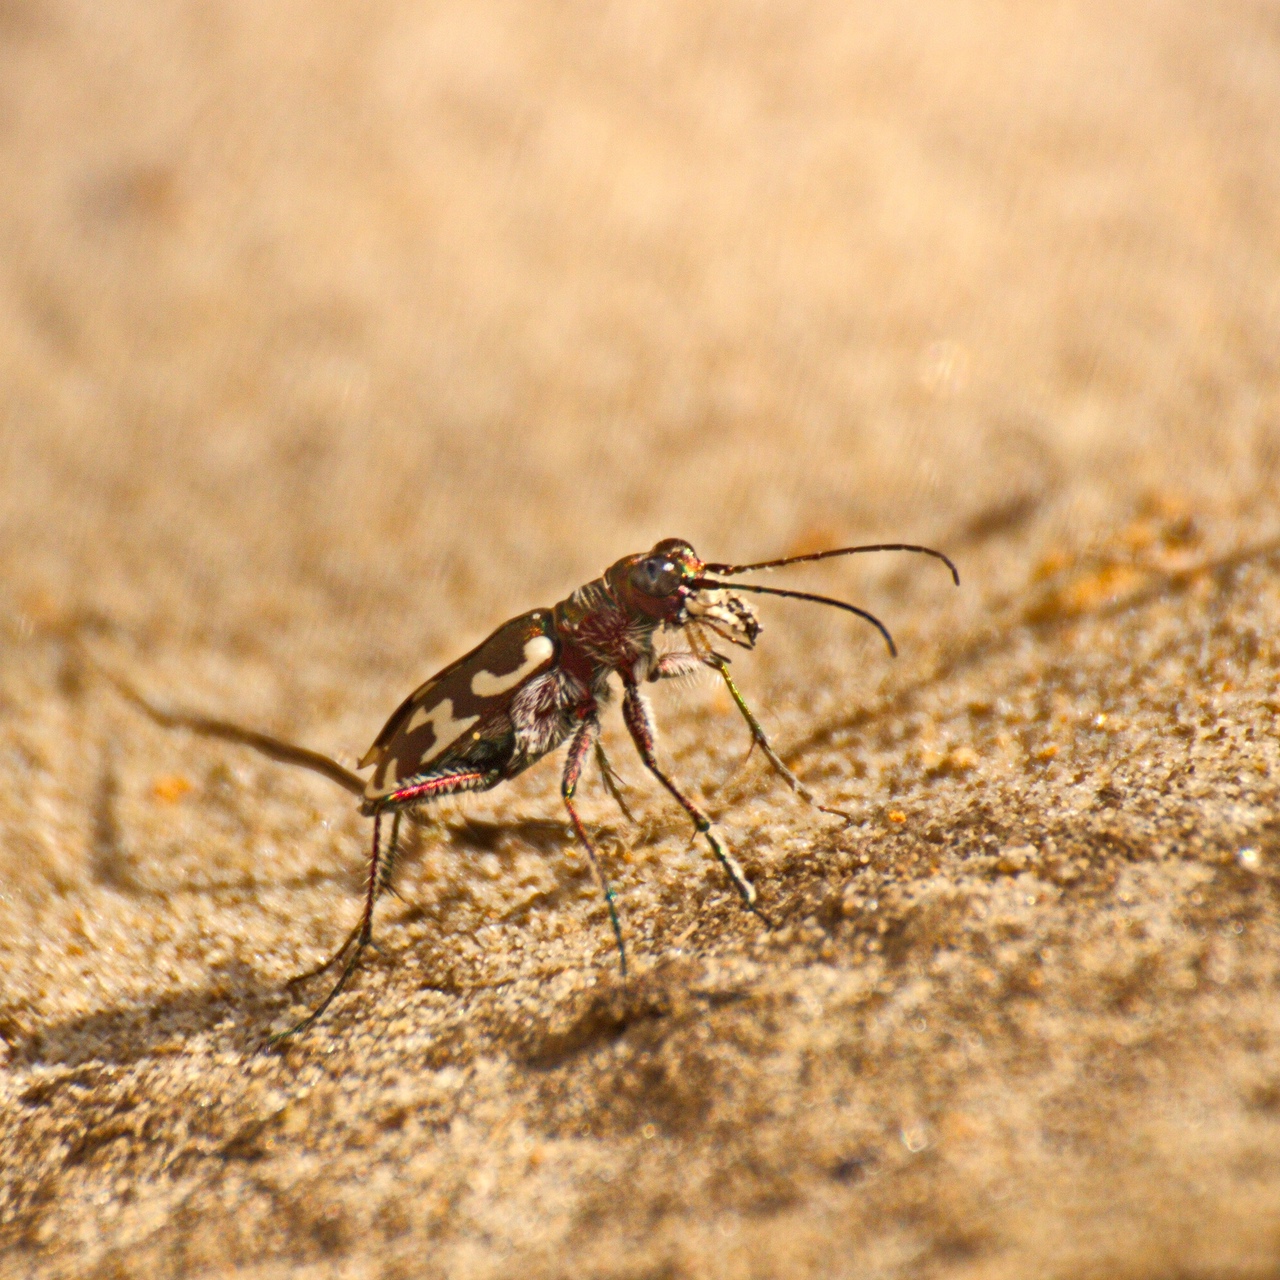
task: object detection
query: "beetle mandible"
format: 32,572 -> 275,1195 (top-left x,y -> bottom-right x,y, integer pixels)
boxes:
266,537 -> 958,1040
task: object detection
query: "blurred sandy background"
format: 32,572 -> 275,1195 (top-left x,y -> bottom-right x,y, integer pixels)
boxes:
2,1 -> 1280,1276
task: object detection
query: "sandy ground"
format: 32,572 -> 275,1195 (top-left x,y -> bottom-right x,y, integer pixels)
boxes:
3,1 -> 1280,1276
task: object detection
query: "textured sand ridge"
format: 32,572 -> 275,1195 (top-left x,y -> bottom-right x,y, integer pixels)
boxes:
2,2 -> 1280,1276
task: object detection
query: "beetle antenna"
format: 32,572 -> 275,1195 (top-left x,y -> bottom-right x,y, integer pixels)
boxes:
692,578 -> 898,657
703,543 -> 959,586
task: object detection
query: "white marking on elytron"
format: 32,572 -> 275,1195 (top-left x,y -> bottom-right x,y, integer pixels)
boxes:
404,698 -> 480,757
470,635 -> 554,698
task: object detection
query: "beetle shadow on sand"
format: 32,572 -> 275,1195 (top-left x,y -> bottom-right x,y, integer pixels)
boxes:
26,715 -> 627,1071
447,814 -> 580,853
10,959 -> 290,1069
15,814 -> 616,1070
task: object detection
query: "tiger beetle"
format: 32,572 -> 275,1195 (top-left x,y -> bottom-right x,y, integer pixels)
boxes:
108,538 -> 957,1040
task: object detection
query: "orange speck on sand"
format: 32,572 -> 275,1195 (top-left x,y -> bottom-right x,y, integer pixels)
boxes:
1062,564 -> 1145,612
1031,552 -> 1070,583
888,810 -> 907,824
152,774 -> 193,803
1025,561 -> 1147,624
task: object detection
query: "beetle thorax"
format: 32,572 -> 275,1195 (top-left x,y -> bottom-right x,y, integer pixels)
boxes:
553,575 -> 662,679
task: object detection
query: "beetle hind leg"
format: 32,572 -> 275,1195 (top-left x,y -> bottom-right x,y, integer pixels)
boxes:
272,768 -> 499,1042
269,806 -> 395,1045
285,809 -> 404,988
285,918 -> 363,989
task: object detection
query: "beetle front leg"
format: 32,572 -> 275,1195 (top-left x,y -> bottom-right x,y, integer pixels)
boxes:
563,717 -> 627,975
701,652 -> 853,821
621,683 -> 770,924
646,651 -> 707,682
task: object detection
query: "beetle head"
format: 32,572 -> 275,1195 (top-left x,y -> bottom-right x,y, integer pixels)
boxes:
609,538 -> 761,648
608,538 -> 703,620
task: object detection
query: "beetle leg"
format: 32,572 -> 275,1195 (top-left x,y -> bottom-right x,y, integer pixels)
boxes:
284,809 -> 407,989
621,683 -> 771,926
285,916 -> 365,988
285,806 -> 400,987
564,718 -> 627,976
273,768 -> 498,1043
269,806 -> 390,1044
702,652 -> 853,822
647,650 -> 707,682
593,738 -> 637,825
359,768 -> 496,816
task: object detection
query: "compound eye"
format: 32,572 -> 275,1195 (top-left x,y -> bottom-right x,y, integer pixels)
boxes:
629,558 -> 682,597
